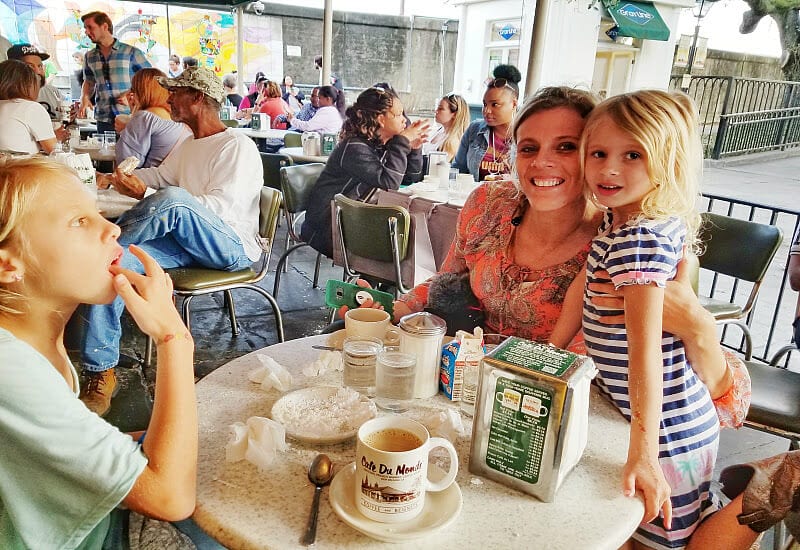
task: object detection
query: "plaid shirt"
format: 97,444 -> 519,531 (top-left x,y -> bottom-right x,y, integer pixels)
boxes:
84,38 -> 150,123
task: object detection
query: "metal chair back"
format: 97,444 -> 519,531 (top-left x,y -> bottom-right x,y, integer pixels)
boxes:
260,152 -> 293,191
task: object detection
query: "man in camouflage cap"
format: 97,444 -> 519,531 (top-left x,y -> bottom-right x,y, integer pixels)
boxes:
157,66 -> 225,105
78,64 -> 263,416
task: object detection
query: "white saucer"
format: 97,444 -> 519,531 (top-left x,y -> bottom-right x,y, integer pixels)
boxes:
270,386 -> 376,444
329,462 -> 462,542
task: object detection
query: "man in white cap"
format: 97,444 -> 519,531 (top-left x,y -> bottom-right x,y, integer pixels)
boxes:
6,43 -> 69,141
78,67 -> 263,415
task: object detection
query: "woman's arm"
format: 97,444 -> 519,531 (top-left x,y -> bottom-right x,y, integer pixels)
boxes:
452,128 -> 471,174
116,245 -> 197,521
622,284 -> 673,528
550,268 -> 585,348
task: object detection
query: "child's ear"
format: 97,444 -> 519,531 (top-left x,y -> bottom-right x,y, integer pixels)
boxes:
0,250 -> 24,284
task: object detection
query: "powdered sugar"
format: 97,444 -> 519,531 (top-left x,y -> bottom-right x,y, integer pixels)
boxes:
271,386 -> 377,444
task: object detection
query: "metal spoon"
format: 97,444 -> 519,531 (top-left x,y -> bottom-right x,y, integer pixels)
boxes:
301,453 -> 334,546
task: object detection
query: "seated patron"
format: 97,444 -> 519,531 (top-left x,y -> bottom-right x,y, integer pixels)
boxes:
0,60 -> 57,154
116,68 -> 191,169
285,85 -> 342,134
257,80 -> 293,129
80,68 -> 263,416
300,87 -> 429,257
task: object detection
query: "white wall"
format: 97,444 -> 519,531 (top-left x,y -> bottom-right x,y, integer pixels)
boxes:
628,3 -> 685,90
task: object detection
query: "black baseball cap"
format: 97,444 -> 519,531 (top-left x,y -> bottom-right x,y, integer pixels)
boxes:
7,43 -> 50,61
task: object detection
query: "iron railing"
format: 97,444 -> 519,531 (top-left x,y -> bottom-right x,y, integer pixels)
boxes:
669,75 -> 800,158
700,193 -> 799,366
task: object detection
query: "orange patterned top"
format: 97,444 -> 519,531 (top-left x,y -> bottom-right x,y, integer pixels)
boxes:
399,180 -> 590,342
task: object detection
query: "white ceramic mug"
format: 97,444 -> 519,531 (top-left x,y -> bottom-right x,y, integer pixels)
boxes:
355,416 -> 458,523
345,308 -> 399,343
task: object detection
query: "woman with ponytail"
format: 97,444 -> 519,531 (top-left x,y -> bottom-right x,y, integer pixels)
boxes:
300,87 -> 429,257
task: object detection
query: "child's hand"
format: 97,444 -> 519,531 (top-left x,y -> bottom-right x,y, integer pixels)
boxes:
110,244 -> 189,343
623,455 -> 672,529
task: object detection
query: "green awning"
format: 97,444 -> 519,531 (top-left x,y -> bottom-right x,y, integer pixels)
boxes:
603,0 -> 671,41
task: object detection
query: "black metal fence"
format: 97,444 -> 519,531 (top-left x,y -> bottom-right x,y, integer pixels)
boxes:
700,193 -> 799,366
669,75 -> 800,158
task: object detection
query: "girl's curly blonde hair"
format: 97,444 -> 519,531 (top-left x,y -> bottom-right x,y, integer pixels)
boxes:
581,89 -> 703,252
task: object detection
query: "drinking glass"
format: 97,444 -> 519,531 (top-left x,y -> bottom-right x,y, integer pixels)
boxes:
342,336 -> 383,396
375,351 -> 417,412
103,131 -> 116,149
91,133 -> 104,149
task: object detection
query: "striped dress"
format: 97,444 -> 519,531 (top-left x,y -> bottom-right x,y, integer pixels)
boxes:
584,213 -> 720,550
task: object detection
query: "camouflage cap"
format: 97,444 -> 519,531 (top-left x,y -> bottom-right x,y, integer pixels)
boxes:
158,67 -> 225,104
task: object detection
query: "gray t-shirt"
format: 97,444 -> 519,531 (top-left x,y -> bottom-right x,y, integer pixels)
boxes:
116,110 -> 191,168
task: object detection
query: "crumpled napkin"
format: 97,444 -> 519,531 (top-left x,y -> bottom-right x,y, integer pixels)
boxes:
421,409 -> 466,443
248,355 -> 293,391
302,350 -> 343,377
226,416 -> 287,470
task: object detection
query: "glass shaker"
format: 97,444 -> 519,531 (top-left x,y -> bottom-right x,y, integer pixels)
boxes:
398,312 -> 447,398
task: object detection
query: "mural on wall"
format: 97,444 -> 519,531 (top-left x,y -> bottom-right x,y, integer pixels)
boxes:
1,0 -> 283,91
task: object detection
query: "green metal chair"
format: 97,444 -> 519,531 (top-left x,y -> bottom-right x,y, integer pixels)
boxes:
221,119 -> 239,128
283,132 -> 302,148
144,187 -> 285,368
333,193 -> 412,294
272,163 -> 326,297
697,212 -> 783,359
260,152 -> 293,191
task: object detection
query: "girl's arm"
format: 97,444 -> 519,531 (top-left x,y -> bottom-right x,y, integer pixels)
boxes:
549,268 -> 585,348
622,284 -> 673,529
114,245 -> 198,521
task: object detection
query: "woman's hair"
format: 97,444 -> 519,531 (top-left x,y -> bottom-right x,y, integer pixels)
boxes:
169,54 -> 180,64
318,85 -> 338,103
439,93 -> 470,161
0,157 -> 67,314
512,86 -> 598,144
487,64 -> 522,100
341,87 -> 396,145
222,73 -> 237,89
0,60 -> 40,101
264,80 -> 281,99
581,90 -> 703,250
283,75 -> 293,86
130,68 -> 170,111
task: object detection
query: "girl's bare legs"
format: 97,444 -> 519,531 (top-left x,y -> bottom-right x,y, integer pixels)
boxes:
687,494 -> 758,550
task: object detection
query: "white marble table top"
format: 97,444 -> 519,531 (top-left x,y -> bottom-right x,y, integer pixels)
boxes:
193,334 -> 644,550
229,127 -> 289,140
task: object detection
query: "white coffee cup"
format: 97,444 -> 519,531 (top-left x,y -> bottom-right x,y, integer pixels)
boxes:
345,308 -> 399,343
355,416 -> 458,523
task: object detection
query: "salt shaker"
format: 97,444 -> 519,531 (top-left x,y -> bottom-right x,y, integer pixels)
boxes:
398,312 -> 447,398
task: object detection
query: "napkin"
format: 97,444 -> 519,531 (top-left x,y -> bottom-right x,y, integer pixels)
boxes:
421,409 -> 466,443
248,355 -> 293,392
226,416 -> 287,470
302,350 -> 343,377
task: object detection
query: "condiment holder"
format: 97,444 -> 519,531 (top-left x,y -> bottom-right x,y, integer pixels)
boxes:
397,312 -> 446,398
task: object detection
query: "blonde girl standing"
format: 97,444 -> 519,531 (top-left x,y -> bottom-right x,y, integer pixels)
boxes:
553,90 -> 718,549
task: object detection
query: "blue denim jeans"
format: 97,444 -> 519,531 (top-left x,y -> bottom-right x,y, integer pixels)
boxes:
81,186 -> 253,372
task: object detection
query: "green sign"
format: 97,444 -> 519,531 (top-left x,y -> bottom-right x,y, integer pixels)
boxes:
485,377 -> 552,484
603,0 -> 670,41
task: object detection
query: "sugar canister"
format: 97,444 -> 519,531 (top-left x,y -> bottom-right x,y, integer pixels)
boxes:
398,312 -> 447,398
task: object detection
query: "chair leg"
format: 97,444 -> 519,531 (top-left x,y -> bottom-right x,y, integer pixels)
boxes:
273,242 -> 309,297
144,336 -> 153,371
224,290 -> 239,336
181,295 -> 194,332
245,285 -> 285,342
313,252 -> 322,288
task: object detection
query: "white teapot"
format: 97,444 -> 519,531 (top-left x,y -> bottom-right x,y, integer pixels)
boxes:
302,132 -> 321,156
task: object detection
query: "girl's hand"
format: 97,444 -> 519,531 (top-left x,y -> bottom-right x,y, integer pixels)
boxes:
400,120 -> 431,149
109,244 -> 189,344
623,454 -> 672,528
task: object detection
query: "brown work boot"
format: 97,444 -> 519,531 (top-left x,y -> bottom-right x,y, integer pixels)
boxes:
79,369 -> 117,416
720,451 -> 800,535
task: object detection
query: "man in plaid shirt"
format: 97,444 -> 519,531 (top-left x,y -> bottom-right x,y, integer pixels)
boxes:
79,11 -> 150,134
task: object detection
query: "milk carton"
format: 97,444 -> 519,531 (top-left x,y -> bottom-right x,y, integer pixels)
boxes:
469,337 -> 597,502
